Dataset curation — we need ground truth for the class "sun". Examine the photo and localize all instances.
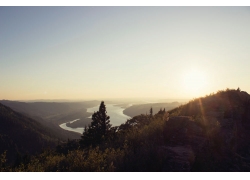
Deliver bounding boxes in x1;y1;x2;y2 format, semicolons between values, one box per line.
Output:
182;69;208;97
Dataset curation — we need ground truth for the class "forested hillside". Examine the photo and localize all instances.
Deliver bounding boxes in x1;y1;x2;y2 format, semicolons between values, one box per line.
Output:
0;103;58;165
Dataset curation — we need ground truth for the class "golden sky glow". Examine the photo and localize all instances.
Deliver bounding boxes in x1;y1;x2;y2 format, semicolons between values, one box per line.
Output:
1;7;250;100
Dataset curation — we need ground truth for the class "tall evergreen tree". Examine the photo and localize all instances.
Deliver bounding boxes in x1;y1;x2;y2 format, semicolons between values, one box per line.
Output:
81;101;111;146
150;107;153;117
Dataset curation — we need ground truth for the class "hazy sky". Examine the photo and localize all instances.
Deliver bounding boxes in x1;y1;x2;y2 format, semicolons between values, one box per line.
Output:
1;7;250;100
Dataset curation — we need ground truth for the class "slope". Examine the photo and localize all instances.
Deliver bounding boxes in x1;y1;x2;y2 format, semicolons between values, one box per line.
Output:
0;103;58;164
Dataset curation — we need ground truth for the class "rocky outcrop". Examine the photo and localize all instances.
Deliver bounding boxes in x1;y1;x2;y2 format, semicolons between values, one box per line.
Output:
161;116;208;171
159;145;195;171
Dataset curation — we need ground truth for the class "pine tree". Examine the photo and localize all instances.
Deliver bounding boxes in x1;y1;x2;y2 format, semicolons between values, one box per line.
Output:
81;101;111;146
150;107;153;117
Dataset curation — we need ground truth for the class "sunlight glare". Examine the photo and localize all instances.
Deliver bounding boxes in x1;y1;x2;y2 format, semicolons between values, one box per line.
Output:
182;69;208;97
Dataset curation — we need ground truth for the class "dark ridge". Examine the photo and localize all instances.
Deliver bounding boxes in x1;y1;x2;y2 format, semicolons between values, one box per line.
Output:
0;103;58;164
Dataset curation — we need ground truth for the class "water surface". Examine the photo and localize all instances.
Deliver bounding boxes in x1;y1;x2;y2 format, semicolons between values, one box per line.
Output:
59;104;131;134
87;104;131;126
59;119;84;134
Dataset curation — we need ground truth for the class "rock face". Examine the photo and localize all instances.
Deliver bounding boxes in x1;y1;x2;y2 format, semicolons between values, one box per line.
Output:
161;116;208;171
159;145;195;171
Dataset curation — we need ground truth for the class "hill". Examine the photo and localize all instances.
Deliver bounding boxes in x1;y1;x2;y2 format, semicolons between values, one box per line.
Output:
166;88;250;171
0;103;59;164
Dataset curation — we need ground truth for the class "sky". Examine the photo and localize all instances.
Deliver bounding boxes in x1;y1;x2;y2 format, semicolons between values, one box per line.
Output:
1;6;250;100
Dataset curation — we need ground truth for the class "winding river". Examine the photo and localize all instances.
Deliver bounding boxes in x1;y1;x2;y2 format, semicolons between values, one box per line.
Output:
59;119;84;134
59;104;131;134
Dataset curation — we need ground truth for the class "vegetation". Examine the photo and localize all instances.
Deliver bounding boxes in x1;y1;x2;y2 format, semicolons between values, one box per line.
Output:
80;101;111;147
150;107;153;117
2;88;250;171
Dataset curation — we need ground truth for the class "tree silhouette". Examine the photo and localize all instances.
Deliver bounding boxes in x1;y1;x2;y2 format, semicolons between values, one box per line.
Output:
81;101;111;146
156;108;166;115
150;107;153;117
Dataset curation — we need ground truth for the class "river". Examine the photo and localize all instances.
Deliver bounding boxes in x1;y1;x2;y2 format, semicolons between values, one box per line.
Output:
59;119;84;134
59;104;131;134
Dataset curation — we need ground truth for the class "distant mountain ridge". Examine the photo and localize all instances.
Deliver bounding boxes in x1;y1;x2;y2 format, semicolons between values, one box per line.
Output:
0;100;100;121
123;102;181;117
0;100;101;140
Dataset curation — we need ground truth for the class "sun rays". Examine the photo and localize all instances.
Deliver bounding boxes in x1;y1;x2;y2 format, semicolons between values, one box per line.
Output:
182;69;209;98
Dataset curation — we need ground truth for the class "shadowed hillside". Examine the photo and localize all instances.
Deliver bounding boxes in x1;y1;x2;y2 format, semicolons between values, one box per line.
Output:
167;88;250;171
0;103;58;164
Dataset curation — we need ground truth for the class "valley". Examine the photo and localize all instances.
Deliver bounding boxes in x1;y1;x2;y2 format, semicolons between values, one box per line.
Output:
0;100;181;136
